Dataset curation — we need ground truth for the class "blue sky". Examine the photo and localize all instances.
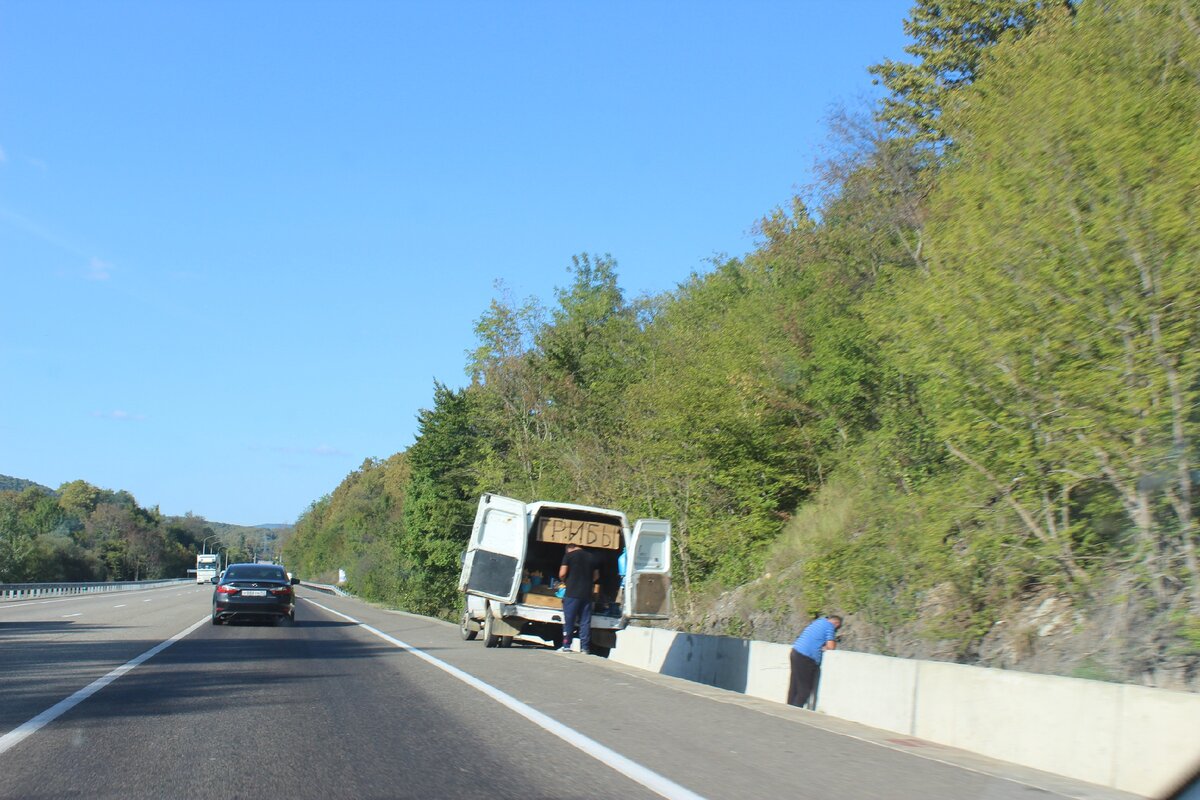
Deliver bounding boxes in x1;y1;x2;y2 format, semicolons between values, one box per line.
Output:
0;2;912;525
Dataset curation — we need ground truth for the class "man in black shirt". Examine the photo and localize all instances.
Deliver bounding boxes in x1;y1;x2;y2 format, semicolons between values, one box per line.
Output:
558;543;598;653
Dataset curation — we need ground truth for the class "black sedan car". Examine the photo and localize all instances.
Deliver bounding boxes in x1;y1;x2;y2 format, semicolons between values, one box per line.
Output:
211;563;298;625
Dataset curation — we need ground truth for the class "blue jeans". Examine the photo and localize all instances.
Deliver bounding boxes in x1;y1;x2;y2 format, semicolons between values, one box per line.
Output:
561;596;592;651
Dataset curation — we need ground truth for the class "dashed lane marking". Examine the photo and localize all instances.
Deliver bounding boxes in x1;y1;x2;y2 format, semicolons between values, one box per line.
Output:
0;585;192;614
0;598;74;610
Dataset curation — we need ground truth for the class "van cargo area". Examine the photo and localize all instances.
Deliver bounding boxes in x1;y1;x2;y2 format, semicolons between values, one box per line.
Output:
458;494;672;654
523;507;623;608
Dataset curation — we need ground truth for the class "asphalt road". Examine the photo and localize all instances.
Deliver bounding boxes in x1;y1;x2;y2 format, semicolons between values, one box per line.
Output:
0;587;1141;800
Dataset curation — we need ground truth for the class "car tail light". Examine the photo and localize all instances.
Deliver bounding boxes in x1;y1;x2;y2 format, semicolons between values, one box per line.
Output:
216;584;240;595
271;586;293;596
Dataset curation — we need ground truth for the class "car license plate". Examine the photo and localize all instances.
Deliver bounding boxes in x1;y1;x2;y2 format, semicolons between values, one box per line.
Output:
241;590;267;597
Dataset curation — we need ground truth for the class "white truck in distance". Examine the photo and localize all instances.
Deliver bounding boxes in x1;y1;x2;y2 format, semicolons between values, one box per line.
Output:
195;553;220;584
458;493;671;656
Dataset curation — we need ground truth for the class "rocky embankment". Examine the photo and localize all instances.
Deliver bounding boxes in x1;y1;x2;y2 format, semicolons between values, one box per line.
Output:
688;573;1199;692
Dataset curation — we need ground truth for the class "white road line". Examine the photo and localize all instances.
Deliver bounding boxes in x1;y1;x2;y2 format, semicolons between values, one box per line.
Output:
113;604;126;608
61;613;81;618
302;598;706;800
0;584;187;614
0;615;209;756
143;599;153;603
0;597;74;611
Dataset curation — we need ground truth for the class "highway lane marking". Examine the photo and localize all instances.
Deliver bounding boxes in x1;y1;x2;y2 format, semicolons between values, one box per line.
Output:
61;613;81;618
0;597;75;610
143;599;153;602
0;584;192;614
113;604;127;608
0;615;209;757
303;598;706;800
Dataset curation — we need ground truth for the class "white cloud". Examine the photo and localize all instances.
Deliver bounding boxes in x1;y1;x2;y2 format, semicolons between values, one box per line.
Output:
86;258;113;281
92;410;146;422
0;208;111;282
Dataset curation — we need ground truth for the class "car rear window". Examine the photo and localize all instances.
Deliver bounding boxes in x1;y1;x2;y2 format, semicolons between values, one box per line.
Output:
225;566;286;581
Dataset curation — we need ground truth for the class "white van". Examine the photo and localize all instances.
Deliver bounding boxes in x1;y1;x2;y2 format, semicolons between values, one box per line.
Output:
458;493;671;655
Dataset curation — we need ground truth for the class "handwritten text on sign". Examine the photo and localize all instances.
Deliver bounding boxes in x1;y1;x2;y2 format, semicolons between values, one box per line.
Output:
535;517;621;550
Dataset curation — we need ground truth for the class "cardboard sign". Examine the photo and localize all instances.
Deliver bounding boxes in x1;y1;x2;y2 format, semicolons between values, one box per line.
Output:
536;516;621;550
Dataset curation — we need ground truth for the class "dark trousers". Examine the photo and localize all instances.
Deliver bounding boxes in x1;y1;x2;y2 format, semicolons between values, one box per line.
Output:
788;649;821;708
561;596;592;650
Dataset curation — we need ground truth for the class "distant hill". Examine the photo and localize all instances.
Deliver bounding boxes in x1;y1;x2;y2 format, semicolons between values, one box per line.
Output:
209;521;274;538
207;521;291;537
0;474;293;530
0;474;54;494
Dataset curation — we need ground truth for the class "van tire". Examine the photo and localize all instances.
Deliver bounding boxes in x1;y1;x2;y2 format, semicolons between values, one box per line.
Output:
483;612;500;648
500;635;513;648
460;612;478;641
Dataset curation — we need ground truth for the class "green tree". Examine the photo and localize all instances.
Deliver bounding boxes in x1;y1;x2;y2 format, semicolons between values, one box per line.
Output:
884;1;1200;602
534;253;647;500
870;0;1072;149
469;287;550;497
58;480;100;518
467;255;647;502
400;383;484;613
621;252;830;591
283;455;412;603
0;494;34;581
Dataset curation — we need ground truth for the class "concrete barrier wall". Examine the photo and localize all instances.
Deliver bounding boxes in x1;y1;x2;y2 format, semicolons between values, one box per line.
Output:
1116;683;1200;795
818;650;919;736
744;640;791;702
910;660;1124;788
611;626;1200;797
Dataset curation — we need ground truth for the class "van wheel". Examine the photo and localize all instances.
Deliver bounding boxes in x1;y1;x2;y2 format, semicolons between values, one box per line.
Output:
483;612;500;648
460;612;478;641
500;636;513;648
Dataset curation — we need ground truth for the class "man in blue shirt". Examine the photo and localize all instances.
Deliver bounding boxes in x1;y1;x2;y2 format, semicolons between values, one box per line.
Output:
788;615;842;708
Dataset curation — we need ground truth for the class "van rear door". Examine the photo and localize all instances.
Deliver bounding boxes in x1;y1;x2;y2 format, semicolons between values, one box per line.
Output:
459;494;527;603
627;519;671;619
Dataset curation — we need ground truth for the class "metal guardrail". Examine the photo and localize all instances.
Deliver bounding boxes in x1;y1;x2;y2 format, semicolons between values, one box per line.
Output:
0;578;191;602
299;580;351;598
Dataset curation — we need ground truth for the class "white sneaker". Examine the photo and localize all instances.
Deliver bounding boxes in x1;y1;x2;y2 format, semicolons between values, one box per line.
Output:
558;646;571;652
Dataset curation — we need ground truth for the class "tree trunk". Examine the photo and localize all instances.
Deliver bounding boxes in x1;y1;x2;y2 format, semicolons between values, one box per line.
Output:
945;440;1089;584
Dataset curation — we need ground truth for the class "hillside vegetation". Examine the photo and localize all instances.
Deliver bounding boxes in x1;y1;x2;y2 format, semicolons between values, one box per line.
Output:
0;475;52;494
284;1;1200;687
0;478;286;583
